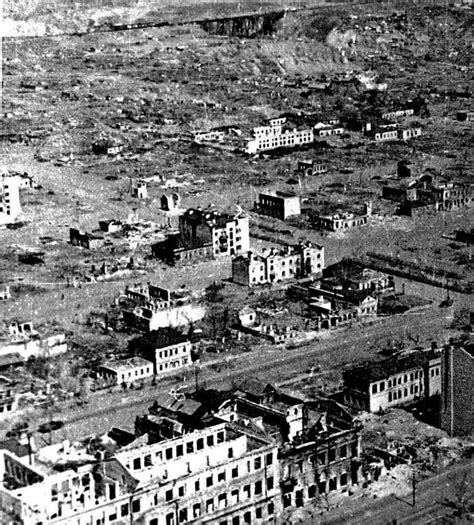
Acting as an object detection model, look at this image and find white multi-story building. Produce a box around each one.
[0,422,280,525]
[0,174,22,225]
[256,191,301,221]
[232,242,324,287]
[245,118,314,154]
[342,350,441,413]
[150,339,192,376]
[179,208,250,257]
[120,284,207,331]
[0,322,68,362]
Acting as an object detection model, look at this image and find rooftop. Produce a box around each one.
[101,357,152,373]
[343,350,441,387]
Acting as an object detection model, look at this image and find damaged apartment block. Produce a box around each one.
[214,381,363,513]
[152,208,249,264]
[232,242,324,287]
[0,421,281,525]
[119,283,206,331]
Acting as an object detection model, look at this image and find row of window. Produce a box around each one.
[388,383,422,402]
[157,358,188,372]
[128,429,228,470]
[118,367,152,381]
[283,472,350,508]
[372,369,426,394]
[149,502,275,525]
[158,345,188,359]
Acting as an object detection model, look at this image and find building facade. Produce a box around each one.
[98,357,154,386]
[232,242,324,287]
[0,376,18,418]
[313,203,372,232]
[256,192,301,221]
[245,118,314,154]
[440,343,474,436]
[150,340,192,376]
[0,174,22,225]
[342,350,442,413]
[120,284,206,331]
[297,159,327,177]
[215,383,363,516]
[159,208,251,259]
[0,422,281,525]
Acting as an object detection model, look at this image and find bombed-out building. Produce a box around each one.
[214,381,363,515]
[256,191,301,221]
[119,284,206,331]
[288,278,378,330]
[232,242,324,287]
[0,421,280,525]
[342,349,442,413]
[152,208,249,264]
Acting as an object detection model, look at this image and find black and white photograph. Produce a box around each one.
[0,0,472,523]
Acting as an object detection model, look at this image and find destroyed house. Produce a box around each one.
[384,178,472,216]
[232,242,324,287]
[322,260,394,293]
[312,202,372,232]
[380,107,415,120]
[151,233,213,265]
[342,350,442,413]
[193,129,226,143]
[0,285,11,300]
[256,191,301,221]
[69,228,104,249]
[178,208,250,258]
[287,279,378,330]
[91,138,124,155]
[214,381,363,512]
[120,284,206,331]
[0,322,68,362]
[297,159,327,176]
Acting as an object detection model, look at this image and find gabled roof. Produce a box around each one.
[236,378,273,398]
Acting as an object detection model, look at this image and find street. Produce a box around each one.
[27,303,456,443]
[320,460,473,524]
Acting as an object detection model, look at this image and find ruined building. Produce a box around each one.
[0,174,22,225]
[213,381,363,516]
[119,284,206,331]
[152,208,249,264]
[382,176,472,217]
[232,242,324,287]
[342,349,442,413]
[288,277,378,330]
[245,117,314,154]
[255,191,301,221]
[312,202,373,232]
[0,421,280,525]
